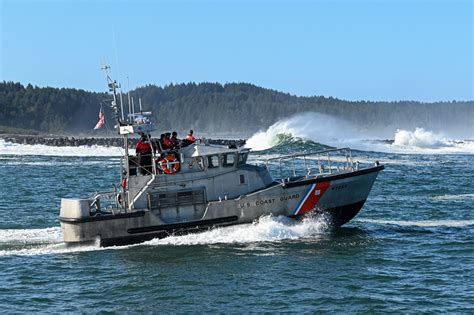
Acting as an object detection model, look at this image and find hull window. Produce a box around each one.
[239,174,246,184]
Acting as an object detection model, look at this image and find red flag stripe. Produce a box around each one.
[293,181,331,215]
[94,108,105,130]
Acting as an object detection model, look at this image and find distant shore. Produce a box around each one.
[0,134,246,148]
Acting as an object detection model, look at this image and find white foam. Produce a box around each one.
[0,227,63,244]
[0,139,128,157]
[393,128,443,148]
[358,219,474,227]
[385,128,474,154]
[431,193,474,201]
[0,242,104,257]
[0,158,121,166]
[0,227,120,257]
[146,215,330,246]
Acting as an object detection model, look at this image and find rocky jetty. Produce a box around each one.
[0,135,246,148]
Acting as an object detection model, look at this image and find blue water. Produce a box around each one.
[0,144,473,312]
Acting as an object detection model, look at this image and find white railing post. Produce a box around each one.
[279,159,282,179]
[292,156,296,177]
[327,153,331,174]
[349,149,353,170]
[303,155,308,176]
[317,154,321,174]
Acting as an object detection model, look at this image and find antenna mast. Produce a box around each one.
[101,65,122,127]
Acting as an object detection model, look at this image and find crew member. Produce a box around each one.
[162,133,172,150]
[153,134,164,153]
[118,170,128,205]
[186,130,196,142]
[170,131,179,148]
[121,170,128,189]
[136,133,152,174]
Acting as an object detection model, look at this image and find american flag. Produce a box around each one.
[94,106,105,130]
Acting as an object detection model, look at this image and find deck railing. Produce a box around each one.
[264,147,356,180]
[90,191,127,215]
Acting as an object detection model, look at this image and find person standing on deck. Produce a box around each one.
[186,130,196,142]
[170,131,179,148]
[136,133,153,174]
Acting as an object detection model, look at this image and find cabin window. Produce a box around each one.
[207,155,220,168]
[239,174,246,184]
[222,153,236,167]
[195,157,205,170]
[238,152,248,166]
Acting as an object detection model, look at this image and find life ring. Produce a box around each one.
[157,154,180,174]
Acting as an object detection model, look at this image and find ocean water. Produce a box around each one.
[1,121,473,312]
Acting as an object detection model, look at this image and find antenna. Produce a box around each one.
[131,97,135,119]
[100,64,121,125]
[119,92,125,121]
[127,76,131,123]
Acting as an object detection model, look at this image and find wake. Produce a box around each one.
[0,227,98,257]
[0,215,330,257]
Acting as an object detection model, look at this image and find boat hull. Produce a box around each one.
[60,165,383,247]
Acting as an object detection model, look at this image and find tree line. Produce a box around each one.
[1,81,472,136]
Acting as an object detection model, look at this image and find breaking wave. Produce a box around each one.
[246,112,363,151]
[246,113,474,154]
[0,215,330,257]
[393,128,443,148]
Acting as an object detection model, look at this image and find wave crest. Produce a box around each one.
[246,112,359,151]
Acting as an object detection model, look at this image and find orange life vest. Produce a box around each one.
[186,134,196,142]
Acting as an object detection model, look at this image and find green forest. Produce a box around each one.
[1,81,473,136]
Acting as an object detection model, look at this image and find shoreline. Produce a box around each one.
[0,134,246,148]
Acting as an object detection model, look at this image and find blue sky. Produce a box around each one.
[1,0,472,101]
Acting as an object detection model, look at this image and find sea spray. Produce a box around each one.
[143,214,330,246]
[393,128,444,148]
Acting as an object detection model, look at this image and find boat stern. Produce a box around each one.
[59,198,94,243]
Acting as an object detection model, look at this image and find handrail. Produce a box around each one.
[264,147,352,161]
[264,147,355,180]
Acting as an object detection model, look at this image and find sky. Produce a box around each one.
[0,0,473,102]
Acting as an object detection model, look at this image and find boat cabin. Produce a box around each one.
[125,142,274,212]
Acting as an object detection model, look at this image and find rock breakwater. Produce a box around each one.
[0,135,246,148]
